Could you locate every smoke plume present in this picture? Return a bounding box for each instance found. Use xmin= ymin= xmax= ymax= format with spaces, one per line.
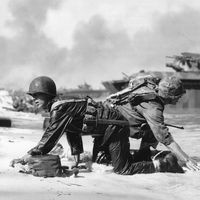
xmin=1 ymin=1 xmax=200 ymax=90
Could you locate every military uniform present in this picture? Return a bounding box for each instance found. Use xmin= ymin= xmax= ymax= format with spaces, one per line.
xmin=28 ymin=99 xmax=86 ymax=156
xmin=117 ymin=99 xmax=174 ymax=148
xmin=113 ymin=76 xmax=174 ymax=151
xmin=27 ymin=97 xmax=157 ymax=174
xmin=25 ymin=76 xmax=184 ymax=175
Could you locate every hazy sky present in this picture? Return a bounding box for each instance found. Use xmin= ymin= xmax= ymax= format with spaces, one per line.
xmin=0 ymin=0 xmax=200 ymax=90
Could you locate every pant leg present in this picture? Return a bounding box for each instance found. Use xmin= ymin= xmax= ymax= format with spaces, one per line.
xmin=108 ymin=126 xmax=156 ymax=175
xmin=139 ymin=129 xmax=158 ymax=150
xmin=132 ymin=148 xmax=152 ymax=162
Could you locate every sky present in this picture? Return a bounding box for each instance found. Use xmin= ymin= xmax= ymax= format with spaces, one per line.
xmin=0 ymin=0 xmax=200 ymax=90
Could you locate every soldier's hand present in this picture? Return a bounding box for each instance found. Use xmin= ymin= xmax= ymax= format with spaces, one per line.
xmin=185 ymin=158 xmax=200 ymax=171
xmin=10 ymin=154 xmax=31 ymax=167
xmin=10 ymin=158 xmax=25 ymax=167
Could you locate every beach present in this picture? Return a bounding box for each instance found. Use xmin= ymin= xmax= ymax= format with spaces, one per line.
xmin=0 ymin=109 xmax=200 ymax=200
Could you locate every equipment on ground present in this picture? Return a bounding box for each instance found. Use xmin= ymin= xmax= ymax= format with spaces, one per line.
xmin=13 ymin=154 xmax=79 ymax=178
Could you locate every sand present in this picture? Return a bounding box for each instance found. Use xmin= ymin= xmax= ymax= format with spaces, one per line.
xmin=0 ymin=109 xmax=200 ymax=200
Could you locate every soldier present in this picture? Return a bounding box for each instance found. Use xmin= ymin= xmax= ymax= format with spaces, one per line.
xmin=110 ymin=75 xmax=200 ymax=171
xmin=11 ymin=76 xmax=187 ymax=175
xmin=13 ymin=76 xmax=84 ymax=167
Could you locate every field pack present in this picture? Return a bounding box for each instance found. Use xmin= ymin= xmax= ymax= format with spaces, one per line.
xmin=24 ymin=154 xmax=77 ymax=177
xmin=107 ymin=74 xmax=160 ymax=106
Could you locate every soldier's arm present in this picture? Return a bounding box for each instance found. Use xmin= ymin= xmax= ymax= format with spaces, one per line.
xmin=139 ymin=101 xmax=173 ymax=146
xmin=166 ymin=140 xmax=200 ymax=171
xmin=28 ymin=103 xmax=74 ymax=155
xmin=141 ymin=101 xmax=200 ymax=170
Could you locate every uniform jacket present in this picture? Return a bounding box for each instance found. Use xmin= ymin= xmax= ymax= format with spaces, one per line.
xmin=28 ymin=99 xmax=87 ymax=156
xmin=117 ymin=86 xmax=174 ymax=146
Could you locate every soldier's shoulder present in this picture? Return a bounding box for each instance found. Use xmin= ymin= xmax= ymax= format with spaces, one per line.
xmin=140 ymin=99 xmax=164 ymax=110
xmin=51 ymin=100 xmax=66 ymax=110
xmin=51 ymin=98 xmax=87 ymax=111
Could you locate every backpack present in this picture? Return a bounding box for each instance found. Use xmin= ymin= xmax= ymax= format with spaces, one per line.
xmin=107 ymin=74 xmax=161 ymax=106
xmin=26 ymin=154 xmax=77 ymax=177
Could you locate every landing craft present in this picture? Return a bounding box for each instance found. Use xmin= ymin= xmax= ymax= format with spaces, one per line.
xmin=102 ymin=52 xmax=200 ymax=109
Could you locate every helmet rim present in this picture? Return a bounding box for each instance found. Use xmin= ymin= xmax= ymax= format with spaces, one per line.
xmin=28 ymin=76 xmax=57 ymax=98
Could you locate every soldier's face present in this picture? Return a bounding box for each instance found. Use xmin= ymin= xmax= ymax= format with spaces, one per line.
xmin=32 ymin=93 xmax=49 ymax=109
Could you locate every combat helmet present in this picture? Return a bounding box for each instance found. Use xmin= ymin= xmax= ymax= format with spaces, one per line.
xmin=158 ymin=76 xmax=186 ymax=99
xmin=27 ymin=76 xmax=57 ymax=98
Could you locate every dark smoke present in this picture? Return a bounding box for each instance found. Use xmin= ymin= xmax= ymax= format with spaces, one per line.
xmin=66 ymin=7 xmax=200 ymax=87
xmin=1 ymin=1 xmax=200 ymax=90
xmin=0 ymin=0 xmax=67 ymax=89
xmin=132 ymin=6 xmax=200 ymax=68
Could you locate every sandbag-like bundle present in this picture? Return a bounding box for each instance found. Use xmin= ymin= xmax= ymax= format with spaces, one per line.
xmin=27 ymin=154 xmax=62 ymax=177
xmin=24 ymin=154 xmax=78 ymax=177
